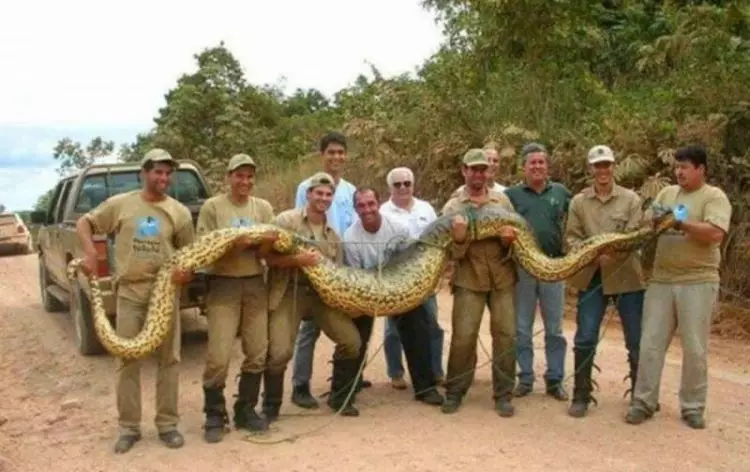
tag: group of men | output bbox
[74,131,731,454]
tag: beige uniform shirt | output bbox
[650,184,732,284]
[266,207,342,311]
[565,184,646,295]
[441,188,517,292]
[196,193,274,277]
[83,190,195,302]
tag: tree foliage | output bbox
[52,137,115,177]
[47,2,750,315]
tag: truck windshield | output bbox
[73,169,209,213]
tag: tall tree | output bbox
[52,136,116,176]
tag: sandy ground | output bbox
[1,253,749,472]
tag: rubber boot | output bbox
[326,358,360,417]
[202,386,228,443]
[261,370,284,423]
[291,382,319,409]
[568,347,596,418]
[233,372,269,432]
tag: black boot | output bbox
[291,382,320,409]
[233,372,269,432]
[568,347,597,418]
[623,354,638,401]
[326,358,360,417]
[202,386,228,443]
[262,370,284,423]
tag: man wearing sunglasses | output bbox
[379,167,445,390]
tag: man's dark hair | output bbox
[353,186,380,206]
[141,160,176,172]
[674,145,708,171]
[319,131,347,153]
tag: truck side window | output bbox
[74,175,108,213]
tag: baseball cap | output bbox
[308,171,336,190]
[462,148,490,167]
[227,153,257,172]
[587,145,615,165]
[141,148,177,168]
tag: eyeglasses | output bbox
[393,181,412,189]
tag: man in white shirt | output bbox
[380,167,445,390]
[343,187,445,406]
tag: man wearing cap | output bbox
[439,148,519,417]
[452,143,507,196]
[75,148,195,453]
[262,172,364,417]
[505,142,572,401]
[289,131,363,410]
[564,145,646,418]
[196,153,279,442]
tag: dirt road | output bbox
[1,253,749,472]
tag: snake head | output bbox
[650,203,679,233]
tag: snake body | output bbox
[66,204,677,360]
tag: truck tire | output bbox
[38,257,65,312]
[70,280,105,356]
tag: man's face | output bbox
[590,161,614,186]
[462,164,490,190]
[485,149,500,180]
[354,189,380,226]
[675,159,704,188]
[322,143,347,175]
[308,185,334,213]
[390,171,413,199]
[228,165,255,197]
[523,152,548,184]
[142,162,175,194]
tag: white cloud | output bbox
[0,0,444,128]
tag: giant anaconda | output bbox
[67,204,677,360]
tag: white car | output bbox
[0,212,33,255]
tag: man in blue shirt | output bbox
[289,131,360,409]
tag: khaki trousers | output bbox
[632,282,719,415]
[266,285,361,375]
[115,295,181,435]
[202,276,269,388]
[445,286,516,400]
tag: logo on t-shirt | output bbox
[231,216,253,228]
[136,216,161,238]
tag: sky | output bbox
[0,0,445,211]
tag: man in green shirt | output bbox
[505,142,572,401]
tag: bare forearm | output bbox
[681,221,725,244]
[75,218,97,255]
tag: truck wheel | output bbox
[70,280,105,356]
[38,258,64,312]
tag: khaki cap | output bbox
[462,148,490,167]
[587,145,616,164]
[227,153,257,172]
[308,171,336,190]
[140,148,176,168]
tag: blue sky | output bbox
[0,0,444,211]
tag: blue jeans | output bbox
[384,295,444,379]
[515,266,567,387]
[291,319,320,387]
[574,270,643,362]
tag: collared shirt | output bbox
[266,206,342,310]
[379,197,437,240]
[295,175,357,236]
[441,187,517,292]
[505,181,572,257]
[565,184,646,295]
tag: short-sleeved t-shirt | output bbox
[505,181,572,257]
[650,184,732,284]
[84,190,195,302]
[343,212,410,270]
[379,198,437,240]
[196,193,274,277]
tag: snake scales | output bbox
[66,204,678,360]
